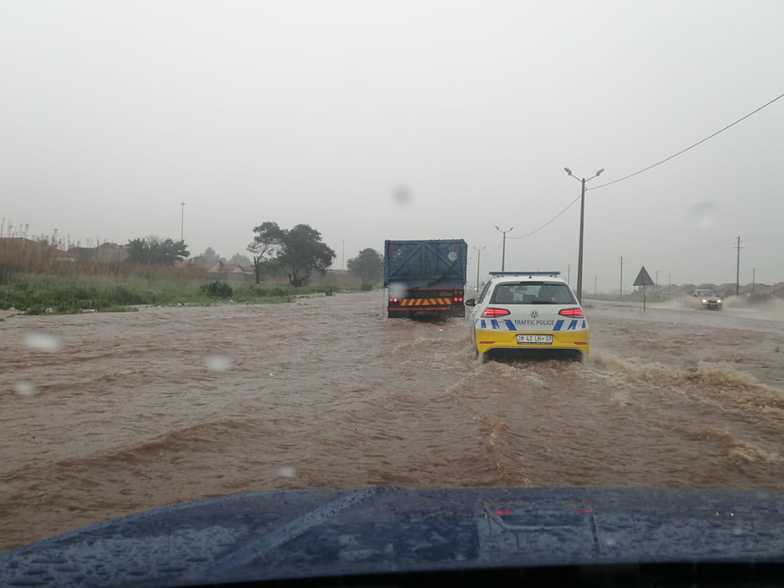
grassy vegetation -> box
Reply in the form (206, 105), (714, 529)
(0, 275), (342, 315)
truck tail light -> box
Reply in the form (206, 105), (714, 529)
(482, 307), (510, 318)
(559, 307), (584, 318)
(453, 295), (464, 303)
(389, 297), (399, 304)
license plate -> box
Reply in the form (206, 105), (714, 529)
(516, 334), (553, 344)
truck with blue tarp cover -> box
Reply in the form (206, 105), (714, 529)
(384, 239), (468, 318)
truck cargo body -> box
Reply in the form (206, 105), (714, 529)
(384, 239), (468, 318)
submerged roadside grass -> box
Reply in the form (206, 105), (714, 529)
(0, 275), (349, 315)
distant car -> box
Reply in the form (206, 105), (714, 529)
(465, 272), (588, 362)
(700, 291), (723, 310)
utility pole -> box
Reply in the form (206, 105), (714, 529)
(752, 267), (756, 292)
(473, 245), (486, 293)
(564, 167), (604, 302)
(594, 275), (598, 296)
(619, 256), (624, 297)
(342, 240), (345, 270)
(494, 225), (514, 272)
(668, 272), (672, 296)
(180, 202), (186, 242)
(735, 235), (742, 296)
(655, 270), (659, 288)
(577, 177), (585, 299)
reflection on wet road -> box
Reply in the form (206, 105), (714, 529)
(2, 293), (784, 551)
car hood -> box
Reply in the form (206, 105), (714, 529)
(2, 487), (784, 586)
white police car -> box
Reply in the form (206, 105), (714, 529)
(465, 272), (589, 362)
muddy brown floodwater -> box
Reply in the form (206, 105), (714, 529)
(2, 292), (784, 551)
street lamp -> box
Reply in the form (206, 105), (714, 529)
(494, 225), (514, 272)
(180, 202), (186, 242)
(564, 167), (604, 302)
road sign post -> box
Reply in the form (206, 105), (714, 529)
(633, 266), (655, 313)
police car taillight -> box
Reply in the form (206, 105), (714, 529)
(559, 307), (584, 318)
(482, 307), (510, 318)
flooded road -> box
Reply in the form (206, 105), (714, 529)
(2, 292), (784, 551)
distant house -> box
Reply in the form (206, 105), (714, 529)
(95, 242), (128, 263)
(0, 237), (63, 273)
(0, 237), (61, 259)
(0, 237), (56, 252)
(67, 242), (127, 263)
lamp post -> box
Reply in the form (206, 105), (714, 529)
(180, 202), (186, 242)
(563, 167), (604, 301)
(494, 225), (514, 271)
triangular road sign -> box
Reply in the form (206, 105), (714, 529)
(633, 266), (655, 287)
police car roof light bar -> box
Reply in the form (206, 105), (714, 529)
(489, 271), (561, 277)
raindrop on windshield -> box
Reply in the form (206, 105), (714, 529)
(391, 185), (413, 206)
(23, 332), (63, 353)
(205, 355), (232, 372)
(14, 381), (38, 397)
(389, 283), (407, 300)
(277, 466), (296, 478)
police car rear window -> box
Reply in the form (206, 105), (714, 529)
(477, 281), (492, 304)
(490, 282), (576, 305)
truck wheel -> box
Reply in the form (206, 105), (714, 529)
(478, 351), (490, 364)
(387, 311), (405, 319)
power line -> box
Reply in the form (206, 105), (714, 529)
(590, 91), (784, 191)
(509, 195), (580, 240)
(508, 90), (784, 241)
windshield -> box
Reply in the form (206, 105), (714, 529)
(2, 0), (783, 582)
(490, 282), (576, 305)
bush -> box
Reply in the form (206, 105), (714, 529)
(200, 281), (234, 298)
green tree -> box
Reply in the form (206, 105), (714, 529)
(347, 248), (384, 287)
(126, 237), (189, 265)
(278, 224), (335, 287)
(248, 222), (335, 287)
(247, 221), (283, 284)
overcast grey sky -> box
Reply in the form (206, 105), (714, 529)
(2, 0), (782, 289)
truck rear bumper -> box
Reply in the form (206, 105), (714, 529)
(389, 306), (463, 319)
